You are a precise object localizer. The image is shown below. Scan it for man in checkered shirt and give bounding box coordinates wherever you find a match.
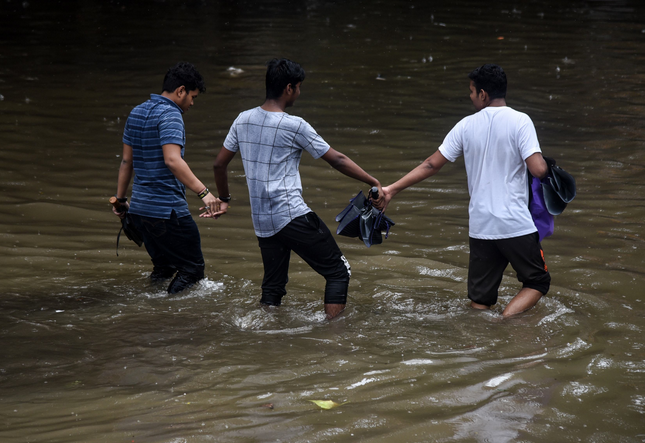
[207,58,383,320]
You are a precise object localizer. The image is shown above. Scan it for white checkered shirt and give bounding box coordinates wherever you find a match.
[223,107,330,237]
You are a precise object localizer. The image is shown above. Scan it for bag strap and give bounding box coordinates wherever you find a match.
[116,226,124,256]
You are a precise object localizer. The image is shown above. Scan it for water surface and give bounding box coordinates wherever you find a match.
[1,0,644,442]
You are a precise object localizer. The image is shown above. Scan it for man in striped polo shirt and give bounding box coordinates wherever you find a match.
[113,62,218,294]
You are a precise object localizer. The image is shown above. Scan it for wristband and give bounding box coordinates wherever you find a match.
[114,195,128,203]
[197,187,210,199]
[219,195,231,203]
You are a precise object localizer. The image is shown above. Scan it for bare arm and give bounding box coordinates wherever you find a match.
[206,146,237,218]
[525,152,548,179]
[162,143,217,213]
[113,144,133,218]
[116,144,133,197]
[381,149,449,211]
[321,147,383,204]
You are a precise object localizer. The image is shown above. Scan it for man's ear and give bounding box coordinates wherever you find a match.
[479,89,488,102]
[176,85,186,97]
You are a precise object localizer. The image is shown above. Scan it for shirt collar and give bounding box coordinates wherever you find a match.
[150,94,184,114]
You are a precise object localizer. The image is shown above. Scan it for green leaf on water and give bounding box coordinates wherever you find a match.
[308,400,348,410]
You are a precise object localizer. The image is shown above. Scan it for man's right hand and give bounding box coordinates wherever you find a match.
[212,201,228,219]
[112,201,129,220]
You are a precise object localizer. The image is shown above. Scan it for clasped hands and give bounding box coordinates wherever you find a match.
[199,194,228,219]
[371,186,392,212]
[198,185,391,220]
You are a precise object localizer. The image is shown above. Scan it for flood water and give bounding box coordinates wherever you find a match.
[1,0,644,442]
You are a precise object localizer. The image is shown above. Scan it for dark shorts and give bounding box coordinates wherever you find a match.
[257,212,351,306]
[130,211,205,280]
[468,232,550,306]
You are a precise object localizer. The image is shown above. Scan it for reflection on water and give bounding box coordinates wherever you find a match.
[1,0,644,442]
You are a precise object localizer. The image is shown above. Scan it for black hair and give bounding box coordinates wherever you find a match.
[265,58,306,100]
[468,64,507,99]
[162,62,206,94]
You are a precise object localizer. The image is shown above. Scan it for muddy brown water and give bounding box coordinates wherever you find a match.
[1,1,644,442]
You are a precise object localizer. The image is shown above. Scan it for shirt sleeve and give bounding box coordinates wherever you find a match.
[158,109,185,147]
[438,117,466,162]
[293,120,330,159]
[517,114,541,160]
[122,114,133,146]
[223,115,240,153]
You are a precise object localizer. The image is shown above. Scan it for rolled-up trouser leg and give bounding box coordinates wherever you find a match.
[323,277,350,305]
[283,212,351,305]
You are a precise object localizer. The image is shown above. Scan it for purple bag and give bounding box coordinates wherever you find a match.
[529,175,554,242]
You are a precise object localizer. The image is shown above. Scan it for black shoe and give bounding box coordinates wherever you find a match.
[150,267,176,283]
[167,273,202,294]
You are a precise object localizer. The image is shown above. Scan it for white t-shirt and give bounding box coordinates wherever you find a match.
[438,106,541,240]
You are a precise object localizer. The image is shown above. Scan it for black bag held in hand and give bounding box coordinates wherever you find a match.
[336,187,395,248]
[117,213,143,255]
[110,196,143,256]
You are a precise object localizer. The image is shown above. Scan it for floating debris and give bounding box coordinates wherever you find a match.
[261,403,274,409]
[485,373,513,388]
[308,400,348,410]
[226,67,244,77]
[375,74,386,81]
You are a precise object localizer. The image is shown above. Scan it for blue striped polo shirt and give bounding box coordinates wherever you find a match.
[123,94,189,219]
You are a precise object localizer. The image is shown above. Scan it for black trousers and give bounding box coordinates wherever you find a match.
[257,212,351,306]
[468,232,551,306]
[130,211,205,281]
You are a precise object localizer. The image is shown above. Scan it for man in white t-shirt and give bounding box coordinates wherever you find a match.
[380,64,551,317]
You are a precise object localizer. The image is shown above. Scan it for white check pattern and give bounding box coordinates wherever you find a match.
[224,107,330,237]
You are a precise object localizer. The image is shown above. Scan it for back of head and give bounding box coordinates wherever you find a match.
[468,64,507,99]
[265,58,306,100]
[162,62,206,94]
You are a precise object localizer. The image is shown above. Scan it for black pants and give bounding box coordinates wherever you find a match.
[130,211,205,282]
[468,232,551,306]
[257,212,351,306]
